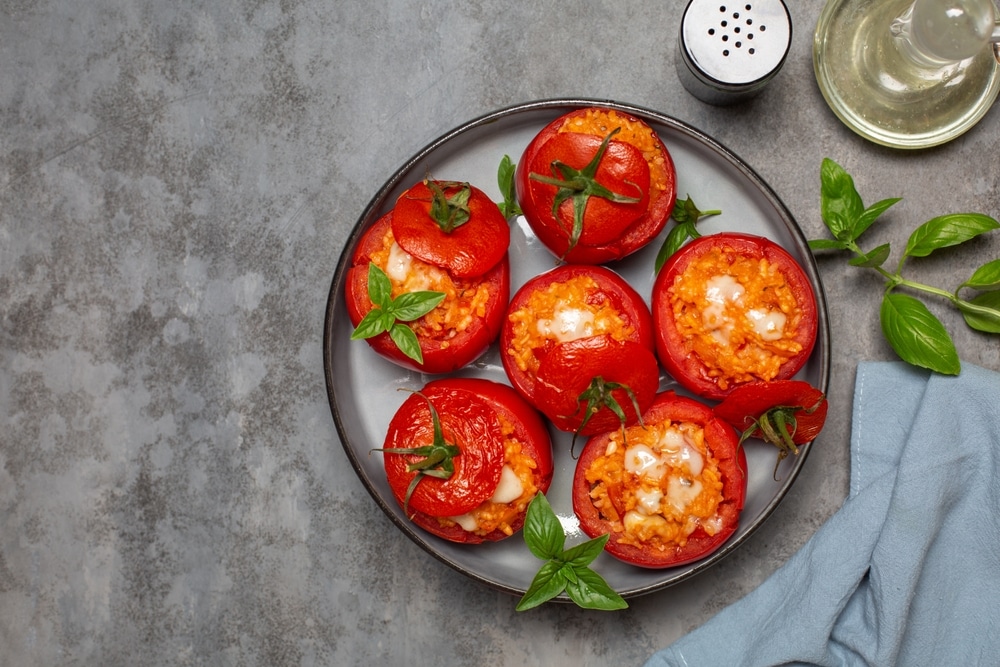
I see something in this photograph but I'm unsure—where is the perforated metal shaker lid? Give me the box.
[676,0,792,105]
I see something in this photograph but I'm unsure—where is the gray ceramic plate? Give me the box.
[323,99,831,600]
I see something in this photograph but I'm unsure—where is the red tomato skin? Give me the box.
[391,180,510,278]
[499,264,655,412]
[572,391,748,568]
[345,212,510,374]
[714,380,828,444]
[534,336,660,435]
[652,233,819,401]
[383,378,554,544]
[516,107,676,264]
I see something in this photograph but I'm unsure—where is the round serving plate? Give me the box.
[323,98,831,600]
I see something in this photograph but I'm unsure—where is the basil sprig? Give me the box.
[516,493,627,612]
[654,195,721,272]
[810,158,1000,375]
[497,154,522,220]
[350,263,445,365]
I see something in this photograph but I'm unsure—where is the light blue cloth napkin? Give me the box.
[643,361,1000,667]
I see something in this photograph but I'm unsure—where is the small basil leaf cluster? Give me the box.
[810,158,1000,375]
[497,155,522,220]
[350,263,445,364]
[516,493,627,612]
[654,195,721,272]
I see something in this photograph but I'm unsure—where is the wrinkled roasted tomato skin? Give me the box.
[652,232,819,400]
[515,107,677,264]
[714,379,829,445]
[499,264,657,430]
[344,212,510,374]
[572,391,748,568]
[383,378,554,544]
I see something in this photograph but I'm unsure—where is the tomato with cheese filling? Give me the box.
[573,390,747,568]
[380,378,553,544]
[345,179,510,373]
[652,233,818,400]
[516,106,677,264]
[500,264,659,437]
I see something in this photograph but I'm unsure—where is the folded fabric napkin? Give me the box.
[643,361,1000,667]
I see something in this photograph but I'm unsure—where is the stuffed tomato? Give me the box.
[573,390,747,568]
[652,233,818,400]
[500,264,659,437]
[345,179,510,373]
[380,378,553,544]
[515,107,677,264]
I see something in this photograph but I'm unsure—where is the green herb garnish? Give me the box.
[516,493,627,612]
[654,195,721,272]
[810,157,1000,375]
[350,263,445,364]
[497,154,522,219]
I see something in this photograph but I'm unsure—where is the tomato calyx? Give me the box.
[423,179,473,233]
[350,263,446,365]
[739,400,821,473]
[374,390,461,516]
[529,128,643,256]
[567,376,644,458]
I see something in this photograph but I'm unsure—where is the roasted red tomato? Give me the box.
[500,264,659,437]
[380,378,553,544]
[652,233,819,400]
[516,107,677,264]
[573,390,747,568]
[345,179,510,373]
[714,379,828,468]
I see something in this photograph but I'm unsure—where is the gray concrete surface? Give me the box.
[2,1,998,665]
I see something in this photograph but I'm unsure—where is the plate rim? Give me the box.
[322,97,832,600]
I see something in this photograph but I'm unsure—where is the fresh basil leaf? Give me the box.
[854,197,901,240]
[391,291,446,321]
[367,262,392,307]
[959,291,1000,333]
[903,213,1000,259]
[515,561,568,612]
[808,238,849,251]
[562,533,609,568]
[655,222,695,272]
[880,292,960,375]
[820,158,865,241]
[350,309,388,340]
[522,493,565,560]
[388,324,424,364]
[564,567,629,611]
[497,154,522,219]
[961,258,1000,292]
[848,243,891,268]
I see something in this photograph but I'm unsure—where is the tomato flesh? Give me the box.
[572,391,747,568]
[652,233,818,400]
[382,378,554,544]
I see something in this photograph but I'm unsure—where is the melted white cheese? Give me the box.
[624,444,667,481]
[635,487,664,516]
[489,465,523,505]
[702,274,746,341]
[536,305,595,343]
[666,476,704,512]
[385,242,443,291]
[747,308,787,341]
[657,427,705,477]
[449,513,478,532]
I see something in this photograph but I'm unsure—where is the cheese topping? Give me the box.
[368,229,491,342]
[670,246,803,390]
[585,418,725,551]
[506,274,633,375]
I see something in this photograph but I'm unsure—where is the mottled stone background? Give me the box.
[2,1,998,665]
